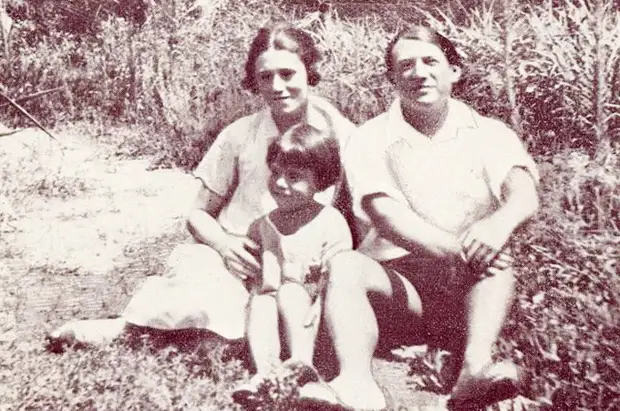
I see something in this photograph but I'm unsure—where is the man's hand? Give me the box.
[459,215,515,274]
[460,167,539,276]
[217,233,261,281]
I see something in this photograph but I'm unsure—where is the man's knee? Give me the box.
[478,265,516,293]
[326,250,369,291]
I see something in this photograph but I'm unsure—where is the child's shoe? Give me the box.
[232,373,267,408]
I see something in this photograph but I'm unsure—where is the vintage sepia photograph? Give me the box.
[0,0,618,410]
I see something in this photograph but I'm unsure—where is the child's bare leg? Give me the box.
[277,282,315,365]
[246,294,281,374]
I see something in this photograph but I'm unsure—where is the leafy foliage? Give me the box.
[6,0,149,40]
[1,0,619,168]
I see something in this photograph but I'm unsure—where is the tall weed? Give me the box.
[3,0,620,158]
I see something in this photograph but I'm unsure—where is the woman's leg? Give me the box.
[123,243,248,339]
[277,282,314,365]
[319,250,424,410]
[246,293,281,375]
[48,243,248,349]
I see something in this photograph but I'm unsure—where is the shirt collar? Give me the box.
[254,95,332,141]
[386,97,479,145]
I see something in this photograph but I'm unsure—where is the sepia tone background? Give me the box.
[0,0,618,409]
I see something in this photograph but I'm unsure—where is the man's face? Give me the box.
[389,38,461,110]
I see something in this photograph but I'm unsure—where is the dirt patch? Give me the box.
[1,127,197,340]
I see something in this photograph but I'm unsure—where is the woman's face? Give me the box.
[390,39,461,111]
[255,49,309,118]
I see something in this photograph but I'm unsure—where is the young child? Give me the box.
[232,123,353,404]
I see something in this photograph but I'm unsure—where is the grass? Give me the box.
[1,339,247,411]
[1,0,619,410]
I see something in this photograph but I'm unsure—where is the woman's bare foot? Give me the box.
[46,318,127,352]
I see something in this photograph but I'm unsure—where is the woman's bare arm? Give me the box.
[186,185,229,248]
[186,185,260,279]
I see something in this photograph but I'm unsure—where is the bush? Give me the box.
[2,0,619,167]
[499,147,619,409]
[6,0,148,40]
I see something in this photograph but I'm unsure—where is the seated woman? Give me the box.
[300,25,540,411]
[47,22,355,351]
[232,123,352,407]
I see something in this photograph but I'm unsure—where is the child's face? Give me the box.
[268,163,319,211]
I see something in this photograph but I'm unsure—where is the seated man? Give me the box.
[300,25,539,410]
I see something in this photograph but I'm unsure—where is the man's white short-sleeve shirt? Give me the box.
[193,96,355,236]
[344,98,539,261]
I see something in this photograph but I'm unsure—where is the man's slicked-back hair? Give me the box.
[242,22,322,94]
[266,121,341,192]
[385,25,463,82]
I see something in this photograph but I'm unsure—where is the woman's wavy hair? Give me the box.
[266,121,341,192]
[242,23,322,94]
[385,25,463,83]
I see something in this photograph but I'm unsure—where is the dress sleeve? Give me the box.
[192,123,241,198]
[481,121,540,200]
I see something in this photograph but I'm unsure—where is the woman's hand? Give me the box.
[217,233,261,281]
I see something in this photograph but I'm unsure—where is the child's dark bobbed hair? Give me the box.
[266,122,341,192]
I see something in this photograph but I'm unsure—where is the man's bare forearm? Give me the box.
[362,193,460,258]
[494,167,540,233]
